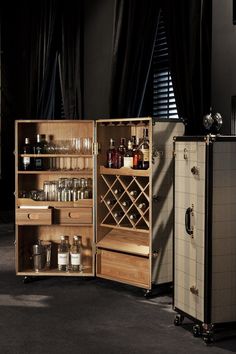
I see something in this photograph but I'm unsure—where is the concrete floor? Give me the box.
[0,223,236,354]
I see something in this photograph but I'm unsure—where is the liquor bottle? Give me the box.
[58,235,70,272]
[113,210,124,219]
[21,137,32,170]
[33,134,44,170]
[118,138,126,155]
[138,202,147,210]
[117,138,127,167]
[121,200,131,207]
[139,128,150,170]
[70,235,82,272]
[123,140,133,168]
[113,148,123,169]
[106,138,116,168]
[132,137,142,169]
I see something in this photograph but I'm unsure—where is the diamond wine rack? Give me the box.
[100,174,150,230]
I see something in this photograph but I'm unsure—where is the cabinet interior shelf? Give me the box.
[19,154,93,158]
[100,166,150,177]
[100,223,149,233]
[17,198,93,207]
[17,170,93,175]
[17,268,94,276]
[97,229,149,256]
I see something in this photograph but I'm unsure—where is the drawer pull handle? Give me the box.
[68,212,80,219]
[27,213,39,220]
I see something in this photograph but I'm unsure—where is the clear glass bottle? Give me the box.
[70,235,82,272]
[58,235,70,272]
[21,137,32,170]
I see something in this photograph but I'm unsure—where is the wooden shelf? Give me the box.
[17,267,94,276]
[17,198,93,208]
[20,154,93,158]
[100,166,150,176]
[17,170,93,175]
[97,228,150,256]
[100,223,149,233]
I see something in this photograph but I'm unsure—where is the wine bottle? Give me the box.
[133,137,142,170]
[106,138,116,168]
[130,190,138,197]
[139,128,150,170]
[129,212,140,220]
[138,202,147,210]
[33,134,44,170]
[122,200,131,207]
[113,188,123,195]
[106,199,116,206]
[113,210,124,219]
[21,137,32,170]
[123,140,133,168]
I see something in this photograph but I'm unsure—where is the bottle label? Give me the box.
[58,253,69,265]
[35,158,42,168]
[71,253,81,265]
[141,148,149,162]
[123,157,133,168]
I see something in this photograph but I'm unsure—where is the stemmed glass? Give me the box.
[82,137,92,170]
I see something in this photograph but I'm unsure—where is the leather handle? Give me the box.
[185,207,193,236]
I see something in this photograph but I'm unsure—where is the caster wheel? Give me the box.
[193,324,201,337]
[203,334,214,345]
[174,314,184,326]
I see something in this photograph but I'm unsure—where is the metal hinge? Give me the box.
[92,142,99,155]
[92,242,101,255]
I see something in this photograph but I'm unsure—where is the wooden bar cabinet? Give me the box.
[15,118,184,292]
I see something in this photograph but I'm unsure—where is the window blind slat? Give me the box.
[153,11,179,120]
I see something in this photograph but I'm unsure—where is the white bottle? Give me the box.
[58,235,70,271]
[70,235,82,272]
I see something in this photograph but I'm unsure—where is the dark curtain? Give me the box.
[162,0,212,134]
[27,0,83,119]
[109,0,161,117]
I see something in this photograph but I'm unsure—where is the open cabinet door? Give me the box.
[95,118,152,289]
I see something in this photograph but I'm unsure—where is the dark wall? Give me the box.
[211,0,236,134]
[84,0,114,119]
[0,0,115,215]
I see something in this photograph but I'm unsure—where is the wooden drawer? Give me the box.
[16,208,52,225]
[96,249,150,288]
[54,207,93,224]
